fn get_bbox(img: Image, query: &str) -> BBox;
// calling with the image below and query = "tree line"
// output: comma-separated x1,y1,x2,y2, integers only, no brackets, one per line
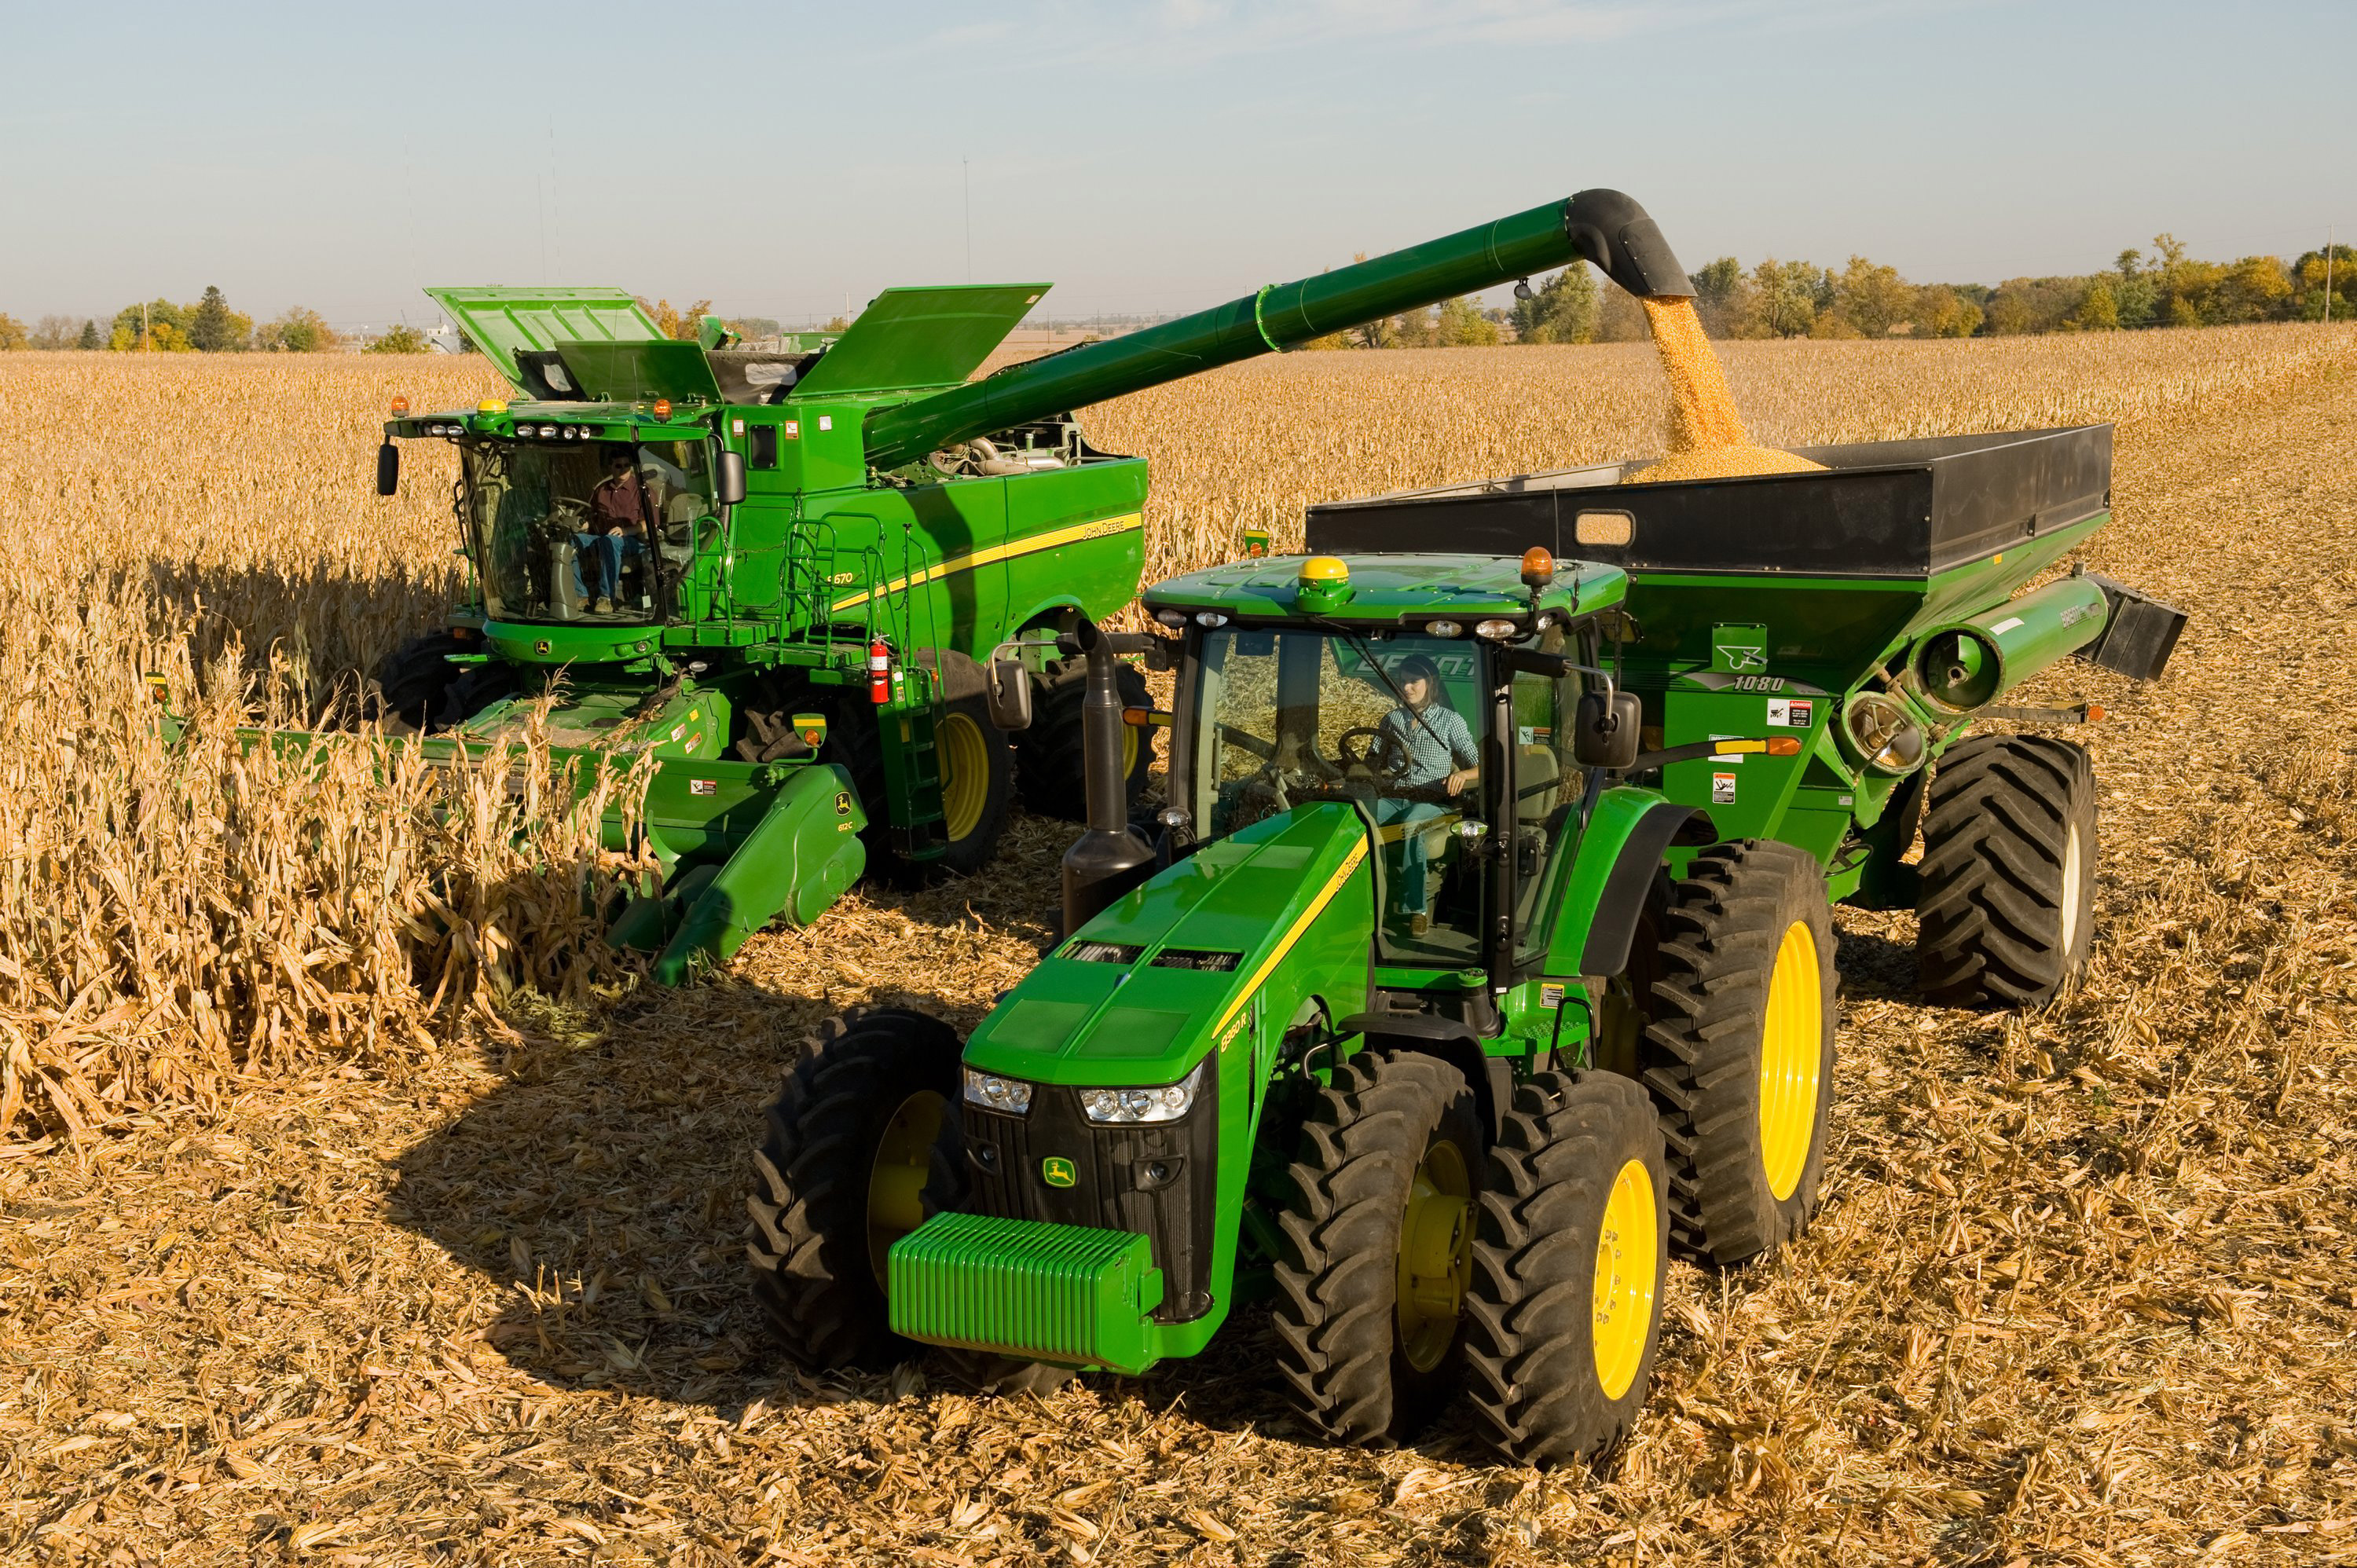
0,286,431,354
1303,234,2356,348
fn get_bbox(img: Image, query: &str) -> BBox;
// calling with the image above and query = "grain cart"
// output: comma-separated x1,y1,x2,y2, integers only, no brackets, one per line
350,189,1694,980
748,435,2180,1465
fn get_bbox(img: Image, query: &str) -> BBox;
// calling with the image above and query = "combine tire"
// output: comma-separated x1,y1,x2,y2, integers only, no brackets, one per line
833,695,1012,886
1271,1051,1482,1445
366,632,468,731
1464,1072,1668,1468
746,1009,964,1370
1636,840,1838,1266
1915,735,2096,1008
436,659,514,731
1014,661,1153,822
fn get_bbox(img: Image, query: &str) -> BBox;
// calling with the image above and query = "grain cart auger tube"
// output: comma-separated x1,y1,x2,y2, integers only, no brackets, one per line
303,189,1701,980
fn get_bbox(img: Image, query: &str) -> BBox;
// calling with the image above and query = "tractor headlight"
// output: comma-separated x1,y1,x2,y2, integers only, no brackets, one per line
1475,618,1520,640
1079,1060,1205,1125
962,1068,1034,1116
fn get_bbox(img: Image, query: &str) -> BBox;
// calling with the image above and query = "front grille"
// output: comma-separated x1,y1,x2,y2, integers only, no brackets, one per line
960,1056,1219,1322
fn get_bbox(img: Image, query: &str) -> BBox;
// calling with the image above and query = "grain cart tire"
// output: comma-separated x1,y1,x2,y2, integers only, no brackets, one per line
1271,1050,1483,1445
1464,1071,1668,1468
747,1008,965,1371
365,632,469,731
1014,661,1153,821
1915,735,2096,1008
1636,840,1838,1266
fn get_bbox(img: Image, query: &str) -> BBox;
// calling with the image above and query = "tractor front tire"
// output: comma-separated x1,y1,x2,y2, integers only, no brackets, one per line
1915,735,2096,1008
1464,1071,1668,1468
1271,1051,1483,1446
1014,661,1153,822
747,1009,965,1371
1637,840,1838,1266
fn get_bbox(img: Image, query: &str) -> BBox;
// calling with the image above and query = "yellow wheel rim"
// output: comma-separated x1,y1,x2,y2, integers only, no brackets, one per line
938,710,989,844
1121,720,1140,779
1758,920,1823,1202
1395,1138,1473,1372
1591,1156,1657,1401
867,1090,944,1286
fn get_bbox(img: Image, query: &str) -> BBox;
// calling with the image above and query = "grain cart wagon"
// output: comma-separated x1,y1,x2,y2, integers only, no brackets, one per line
748,434,2179,1464
337,189,1694,980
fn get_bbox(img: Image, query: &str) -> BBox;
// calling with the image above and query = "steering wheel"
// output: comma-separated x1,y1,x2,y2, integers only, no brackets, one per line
1336,725,1412,780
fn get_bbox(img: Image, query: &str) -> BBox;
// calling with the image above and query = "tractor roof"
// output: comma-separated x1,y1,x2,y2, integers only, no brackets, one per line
1142,551,1626,625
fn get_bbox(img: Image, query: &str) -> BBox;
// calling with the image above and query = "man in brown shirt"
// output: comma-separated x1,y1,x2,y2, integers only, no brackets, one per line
575,450,649,613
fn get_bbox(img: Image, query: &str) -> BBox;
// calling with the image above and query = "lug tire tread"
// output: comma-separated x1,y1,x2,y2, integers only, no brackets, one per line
1463,1071,1668,1468
1915,734,2096,1008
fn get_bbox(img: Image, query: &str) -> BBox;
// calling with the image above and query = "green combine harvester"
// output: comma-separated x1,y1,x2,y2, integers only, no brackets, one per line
747,259,2185,1462
358,190,1699,981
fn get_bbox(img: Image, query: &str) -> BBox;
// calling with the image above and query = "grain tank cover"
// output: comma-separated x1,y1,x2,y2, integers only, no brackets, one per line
423,287,665,390
790,284,1050,398
548,338,723,405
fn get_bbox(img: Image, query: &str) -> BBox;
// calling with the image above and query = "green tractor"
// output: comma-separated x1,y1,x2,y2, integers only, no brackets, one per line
348,190,1697,981
748,425,2183,1461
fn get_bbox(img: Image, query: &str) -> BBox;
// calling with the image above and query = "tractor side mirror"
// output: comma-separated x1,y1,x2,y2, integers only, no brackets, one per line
984,658,1033,731
376,441,399,496
1572,691,1643,770
716,449,747,506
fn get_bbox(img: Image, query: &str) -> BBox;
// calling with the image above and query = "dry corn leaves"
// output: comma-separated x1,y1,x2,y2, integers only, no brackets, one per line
2,337,2356,1564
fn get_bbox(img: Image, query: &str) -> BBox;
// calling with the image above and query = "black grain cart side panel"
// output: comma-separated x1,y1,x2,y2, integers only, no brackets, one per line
1304,425,2113,579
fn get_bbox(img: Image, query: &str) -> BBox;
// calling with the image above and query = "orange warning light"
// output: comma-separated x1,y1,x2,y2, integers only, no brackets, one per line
1520,546,1555,588
390,396,409,415
653,398,673,418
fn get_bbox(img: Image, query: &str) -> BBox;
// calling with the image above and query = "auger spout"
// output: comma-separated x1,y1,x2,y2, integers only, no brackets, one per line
861,189,1692,471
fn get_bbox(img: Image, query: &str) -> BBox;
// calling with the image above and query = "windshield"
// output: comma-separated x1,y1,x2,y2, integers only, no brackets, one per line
459,438,717,625
1188,628,1489,965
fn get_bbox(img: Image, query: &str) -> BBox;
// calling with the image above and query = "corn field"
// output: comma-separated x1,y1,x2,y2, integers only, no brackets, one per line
2,327,2354,1564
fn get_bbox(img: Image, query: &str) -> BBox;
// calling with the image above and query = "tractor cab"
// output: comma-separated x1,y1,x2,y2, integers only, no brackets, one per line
1146,549,1634,981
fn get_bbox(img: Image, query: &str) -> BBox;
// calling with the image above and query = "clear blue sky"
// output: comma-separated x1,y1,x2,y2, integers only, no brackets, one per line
4,1,2348,331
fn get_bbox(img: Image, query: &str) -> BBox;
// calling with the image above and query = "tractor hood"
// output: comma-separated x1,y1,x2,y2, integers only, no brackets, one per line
962,804,1376,1089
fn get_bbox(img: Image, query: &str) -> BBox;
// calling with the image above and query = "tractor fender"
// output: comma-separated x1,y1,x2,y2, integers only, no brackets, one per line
1335,1014,1512,1139
912,647,988,702
1546,788,1717,981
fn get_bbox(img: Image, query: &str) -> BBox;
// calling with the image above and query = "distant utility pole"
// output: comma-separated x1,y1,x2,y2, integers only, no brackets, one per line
964,158,973,283
2326,225,2336,325
141,300,149,351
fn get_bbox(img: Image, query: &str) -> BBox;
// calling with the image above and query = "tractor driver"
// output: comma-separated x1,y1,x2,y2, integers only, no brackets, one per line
1374,654,1479,939
577,449,650,615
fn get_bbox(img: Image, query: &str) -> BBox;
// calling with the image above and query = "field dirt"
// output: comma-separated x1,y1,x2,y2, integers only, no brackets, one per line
3,343,2356,1564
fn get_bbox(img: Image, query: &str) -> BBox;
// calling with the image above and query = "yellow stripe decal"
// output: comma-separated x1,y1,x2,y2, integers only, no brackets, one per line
830,512,1144,613
1211,837,1370,1039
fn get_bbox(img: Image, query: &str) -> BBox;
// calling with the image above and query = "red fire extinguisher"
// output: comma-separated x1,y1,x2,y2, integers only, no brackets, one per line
868,637,891,705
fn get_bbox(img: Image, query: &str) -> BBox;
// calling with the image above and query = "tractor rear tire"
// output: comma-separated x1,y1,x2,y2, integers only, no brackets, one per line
1464,1071,1668,1468
1635,840,1838,1266
366,632,468,731
747,1008,965,1371
1270,1050,1483,1446
1915,735,2096,1008
1014,661,1153,822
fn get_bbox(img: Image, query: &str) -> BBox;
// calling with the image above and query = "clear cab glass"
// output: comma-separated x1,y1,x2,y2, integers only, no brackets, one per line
1181,625,1593,967
459,438,718,625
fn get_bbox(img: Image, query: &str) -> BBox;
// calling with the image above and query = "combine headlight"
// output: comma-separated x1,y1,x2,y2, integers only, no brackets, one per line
1194,611,1229,628
1155,610,1186,628
1424,619,1462,638
1474,618,1519,640
1080,1060,1205,1125
537,424,559,438
962,1068,1034,1116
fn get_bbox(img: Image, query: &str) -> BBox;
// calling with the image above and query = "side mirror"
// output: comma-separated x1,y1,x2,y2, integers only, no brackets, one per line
984,658,1033,731
1572,691,1643,770
376,441,399,496
716,449,747,506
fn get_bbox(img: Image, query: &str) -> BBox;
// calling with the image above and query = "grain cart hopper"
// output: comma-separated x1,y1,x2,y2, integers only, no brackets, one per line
345,189,1695,980
747,432,2181,1467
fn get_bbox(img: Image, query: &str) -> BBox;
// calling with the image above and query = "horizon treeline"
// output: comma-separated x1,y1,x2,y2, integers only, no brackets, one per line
0,286,432,354
1306,233,2357,349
